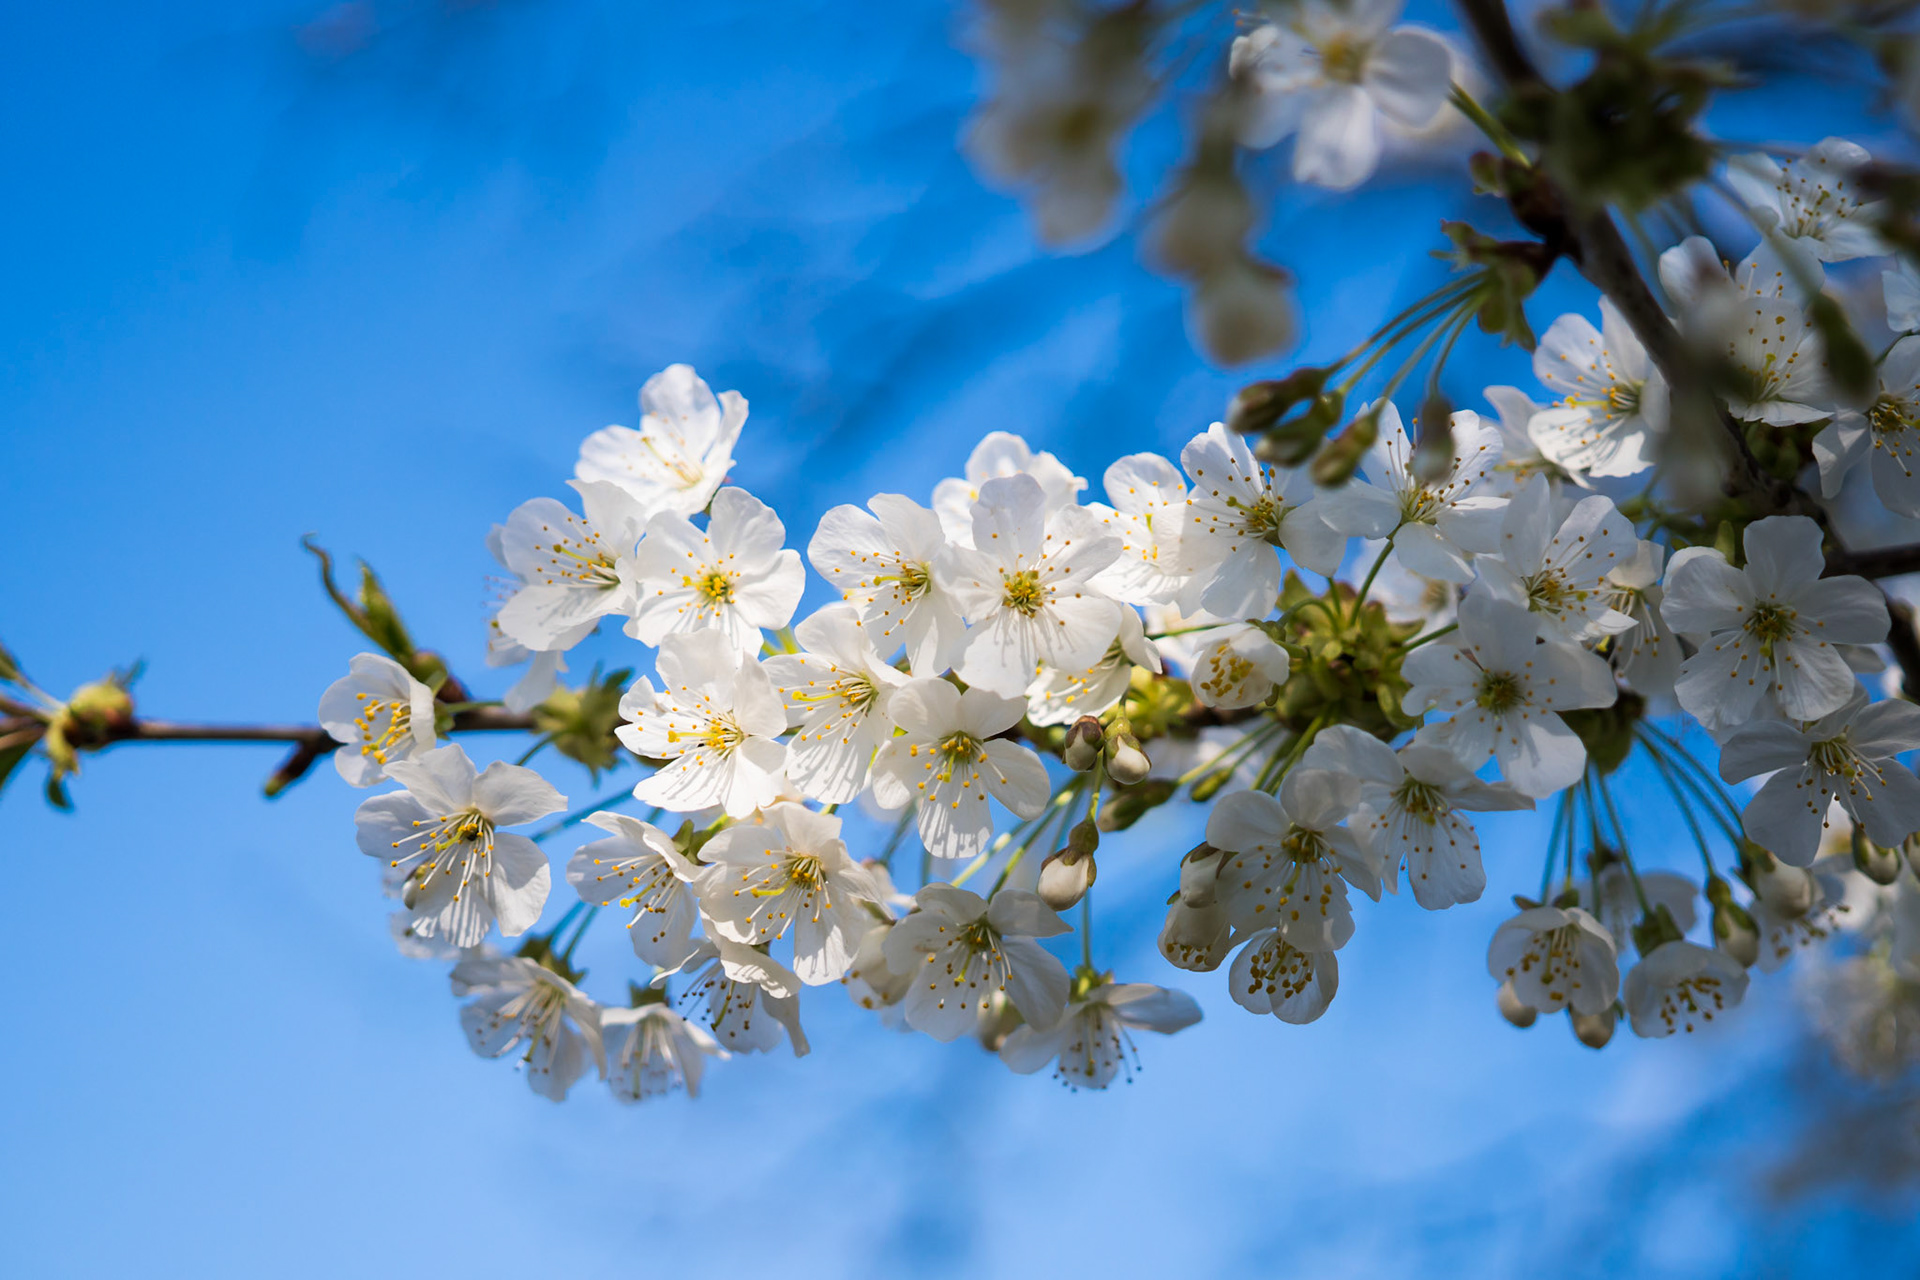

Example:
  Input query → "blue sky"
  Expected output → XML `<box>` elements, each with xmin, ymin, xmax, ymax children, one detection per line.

<box><xmin>3</xmin><ymin>2</ymin><xmax>1917</xmax><ymax>1276</ymax></box>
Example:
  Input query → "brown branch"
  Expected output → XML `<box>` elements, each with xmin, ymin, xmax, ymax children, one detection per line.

<box><xmin>1827</xmin><ymin>542</ymin><xmax>1920</xmax><ymax>582</ymax></box>
<box><xmin>1885</xmin><ymin>598</ymin><xmax>1920</xmax><ymax>701</ymax></box>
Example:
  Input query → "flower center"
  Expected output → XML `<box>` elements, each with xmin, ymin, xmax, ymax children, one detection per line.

<box><xmin>1476</xmin><ymin>670</ymin><xmax>1523</xmax><ymax>713</ymax></box>
<box><xmin>1871</xmin><ymin>394</ymin><xmax>1917</xmax><ymax>438</ymax></box>
<box><xmin>1651</xmin><ymin>972</ymin><xmax>1730</xmax><ymax>1034</ymax></box>
<box><xmin>1394</xmin><ymin>778</ymin><xmax>1446</xmax><ymax>823</ymax></box>
<box><xmin>1317</xmin><ymin>34</ymin><xmax>1368</xmax><ymax>83</ymax></box>
<box><xmin>1808</xmin><ymin>733</ymin><xmax>1882</xmax><ymax>791</ymax></box>
<box><xmin>1280</xmin><ymin>826</ymin><xmax>1329</xmax><ymax>865</ymax></box>
<box><xmin>543</xmin><ymin>536</ymin><xmax>622</xmax><ymax>589</ymax></box>
<box><xmin>695</xmin><ymin>570</ymin><xmax>737</xmax><ymax>604</ymax></box>
<box><xmin>352</xmin><ymin>693</ymin><xmax>414</xmax><ymax>764</ymax></box>
<box><xmin>1743</xmin><ymin>601</ymin><xmax>1797</xmax><ymax>650</ymax></box>
<box><xmin>934</xmin><ymin>730</ymin><xmax>984</xmax><ymax>780</ymax></box>
<box><xmin>1523</xmin><ymin>568</ymin><xmax>1579</xmax><ymax>617</ymax></box>
<box><xmin>1234</xmin><ymin>494</ymin><xmax>1289</xmax><ymax>545</ymax></box>
<box><xmin>1001</xmin><ymin>568</ymin><xmax>1046</xmax><ymax>616</ymax></box>
<box><xmin>878</xmin><ymin>560</ymin><xmax>934</xmax><ymax>600</ymax></box>
<box><xmin>387</xmin><ymin>806</ymin><xmax>496</xmax><ymax>902</ymax></box>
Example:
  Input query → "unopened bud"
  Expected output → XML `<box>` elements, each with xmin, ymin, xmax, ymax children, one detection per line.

<box><xmin>1747</xmin><ymin>848</ymin><xmax>1814</xmax><ymax>916</ymax></box>
<box><xmin>1226</xmin><ymin>368</ymin><xmax>1329</xmax><ymax>436</ymax></box>
<box><xmin>1037</xmin><ymin>848</ymin><xmax>1097</xmax><ymax>911</ymax></box>
<box><xmin>1097</xmin><ymin>777</ymin><xmax>1175</xmax><ymax>831</ymax></box>
<box><xmin>1310</xmin><ymin>405</ymin><xmax>1381</xmax><ymax>487</ymax></box>
<box><xmin>1179</xmin><ymin>843</ymin><xmax>1225</xmax><ymax>907</ymax></box>
<box><xmin>1106</xmin><ymin>736</ymin><xmax>1152</xmax><ymax>786</ymax></box>
<box><xmin>1854</xmin><ymin>827</ymin><xmax>1904</xmax><ymax>886</ymax></box>
<box><xmin>1189</xmin><ymin>765</ymin><xmax>1234</xmax><ymax>802</ymax></box>
<box><xmin>1497</xmin><ymin>980</ymin><xmax>1537</xmax><ymax>1029</ymax></box>
<box><xmin>1630</xmin><ymin>903</ymin><xmax>1686</xmax><ymax>957</ymax></box>
<box><xmin>975</xmin><ymin>989</ymin><xmax>1023</xmax><ymax>1052</ymax></box>
<box><xmin>1570</xmin><ymin>1006</ymin><xmax>1616</xmax><ymax>1049</ymax></box>
<box><xmin>1063</xmin><ymin>716</ymin><xmax>1105</xmax><ymax>772</ymax></box>
<box><xmin>1410</xmin><ymin>393</ymin><xmax>1456</xmax><ymax>484</ymax></box>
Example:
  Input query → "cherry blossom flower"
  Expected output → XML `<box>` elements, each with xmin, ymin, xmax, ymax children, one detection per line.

<box><xmin>1661</xmin><ymin>515</ymin><xmax>1887</xmax><ymax>733</ymax></box>
<box><xmin>1486</xmin><ymin>905</ymin><xmax>1620</xmax><ymax>1016</ymax></box>
<box><xmin>1024</xmin><ymin>604</ymin><xmax>1162</xmax><ymax>726</ymax></box>
<box><xmin>1085</xmin><ymin>452</ymin><xmax>1188</xmax><ymax>606</ymax></box>
<box><xmin>659</xmin><ymin>937</ymin><xmax>810</xmax><ymax>1056</ymax></box>
<box><xmin>1606</xmin><ymin>540</ymin><xmax>1683</xmax><ymax>700</ymax></box>
<box><xmin>1726</xmin><ymin>138</ymin><xmax>1887</xmax><ymax>263</ymax></box>
<box><xmin>1183</xmin><ymin>622</ymin><xmax>1292</xmax><ymax>710</ymax></box>
<box><xmin>1659</xmin><ymin>237</ymin><xmax>1831</xmax><ymax>427</ymax></box>
<box><xmin>484</xmin><ymin>523</ymin><xmax>568</xmax><ymax>711</ymax></box>
<box><xmin>1886</xmin><ymin>257</ymin><xmax>1920</xmax><ymax>334</ymax></box>
<box><xmin>565</xmin><ymin>811</ymin><xmax>703</xmax><ymax>968</ymax></box>
<box><xmin>355</xmin><ymin>744</ymin><xmax>563</xmax><ymax>948</ymax></box>
<box><xmin>1205</xmin><ymin>774</ymin><xmax>1380</xmax><ymax>950</ymax></box>
<box><xmin>881</xmin><ymin>883</ymin><xmax>1071</xmax><ymax>1042</ymax></box>
<box><xmin>1317</xmin><ymin>403</ymin><xmax>1506</xmax><ymax>583</ymax></box>
<box><xmin>627</xmin><ymin>486</ymin><xmax>805</xmax><ymax>656</ymax></box>
<box><xmin>617</xmin><ymin>635</ymin><xmax>787</xmax><ymax>819</ymax></box>
<box><xmin>1401</xmin><ymin>593</ymin><xmax>1617</xmax><ymax>798</ymax></box>
<box><xmin>868</xmin><ymin>678</ymin><xmax>1051</xmax><ymax>863</ymax></box>
<box><xmin>1228</xmin><ymin>930</ymin><xmax>1340</xmax><ymax>1024</ymax></box>
<box><xmin>1813</xmin><ymin>336</ymin><xmax>1920</xmax><ymax>518</ymax></box>
<box><xmin>1583</xmin><ymin>863</ymin><xmax>1697</xmax><ymax>955</ymax></box>
<box><xmin>1474</xmin><ymin>474</ymin><xmax>1637</xmax><ymax>642</ymax></box>
<box><xmin>1527</xmin><ymin>300</ymin><xmax>1669</xmax><ymax>480</ymax></box>
<box><xmin>450</xmin><ymin>954</ymin><xmax>605</xmax><ymax>1101</ymax></box>
<box><xmin>1718</xmin><ymin>688</ymin><xmax>1920</xmax><ymax>866</ymax></box>
<box><xmin>696</xmin><ymin>803</ymin><xmax>884</xmax><ymax>985</ymax></box>
<box><xmin>1623</xmin><ymin>941</ymin><xmax>1749</xmax><ymax>1038</ymax></box>
<box><xmin>1158</xmin><ymin>893</ymin><xmax>1239</xmax><ymax>973</ymax></box>
<box><xmin>1480</xmin><ymin>385</ymin><xmax>1552</xmax><ymax>491</ymax></box>
<box><xmin>761</xmin><ymin>604</ymin><xmax>909</xmax><ymax>804</ymax></box>
<box><xmin>940</xmin><ymin>473</ymin><xmax>1122</xmax><ymax>697</ymax></box>
<box><xmin>575</xmin><ymin>364</ymin><xmax>746</xmax><ymax>517</ymax></box>
<box><xmin>807</xmin><ymin>494</ymin><xmax>968</xmax><ymax>675</ymax></box>
<box><xmin>493</xmin><ymin>481</ymin><xmax>648</xmax><ymax>652</ymax></box>
<box><xmin>1749</xmin><ymin>857</ymin><xmax>1851</xmax><ymax>973</ymax></box>
<box><xmin>600</xmin><ymin>1002</ymin><xmax>727</xmax><ymax>1103</ymax></box>
<box><xmin>1360</xmin><ymin>538</ymin><xmax>1459</xmax><ymax>629</ymax></box>
<box><xmin>1229</xmin><ymin>1</ymin><xmax>1452</xmax><ymax>191</ymax></box>
<box><xmin>998</xmin><ymin>978</ymin><xmax>1201</xmax><ymax>1087</ymax></box>
<box><xmin>1178</xmin><ymin>422</ymin><xmax>1344</xmax><ymax>616</ymax></box>
<box><xmin>318</xmin><ymin>652</ymin><xmax>438</xmax><ymax>787</ymax></box>
<box><xmin>1301</xmin><ymin>724</ymin><xmax>1532</xmax><ymax>910</ymax></box>
<box><xmin>932</xmin><ymin>431</ymin><xmax>1086</xmax><ymax>547</ymax></box>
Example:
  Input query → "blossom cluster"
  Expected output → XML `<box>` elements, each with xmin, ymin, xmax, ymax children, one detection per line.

<box><xmin>308</xmin><ymin>57</ymin><xmax>1920</xmax><ymax>1096</ymax></box>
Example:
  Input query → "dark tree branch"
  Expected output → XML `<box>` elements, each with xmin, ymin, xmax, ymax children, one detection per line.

<box><xmin>1827</xmin><ymin>542</ymin><xmax>1920</xmax><ymax>582</ymax></box>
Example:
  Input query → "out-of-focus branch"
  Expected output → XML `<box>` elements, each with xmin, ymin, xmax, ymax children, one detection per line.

<box><xmin>1828</xmin><ymin>542</ymin><xmax>1920</xmax><ymax>582</ymax></box>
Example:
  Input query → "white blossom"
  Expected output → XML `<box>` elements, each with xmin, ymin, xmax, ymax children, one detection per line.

<box><xmin>1486</xmin><ymin>905</ymin><xmax>1620</xmax><ymax>1015</ymax></box>
<box><xmin>627</xmin><ymin>486</ymin><xmax>805</xmax><ymax>656</ymax></box>
<box><xmin>932</xmin><ymin>431</ymin><xmax>1086</xmax><ymax>547</ymax></box>
<box><xmin>450</xmin><ymin>954</ymin><xmax>604</xmax><ymax>1101</ymax></box>
<box><xmin>1025</xmin><ymin>605</ymin><xmax>1162</xmax><ymax>726</ymax></box>
<box><xmin>575</xmin><ymin>364</ymin><xmax>746</xmax><ymax>517</ymax></box>
<box><xmin>881</xmin><ymin>883</ymin><xmax>1071</xmax><ymax>1041</ymax></box>
<box><xmin>1183</xmin><ymin>621</ymin><xmax>1292</xmax><ymax>710</ymax></box>
<box><xmin>1480</xmin><ymin>385</ymin><xmax>1552</xmax><ymax>490</ymax></box>
<box><xmin>493</xmin><ymin>481</ymin><xmax>648</xmax><ymax>652</ymax></box>
<box><xmin>1204</xmin><ymin>774</ymin><xmax>1380</xmax><ymax>950</ymax></box>
<box><xmin>1749</xmin><ymin>857</ymin><xmax>1851</xmax><ymax>973</ymax></box>
<box><xmin>318</xmin><ymin>652</ymin><xmax>438</xmax><ymax>787</ymax></box>
<box><xmin>1726</xmin><ymin>138</ymin><xmax>1887</xmax><ymax>263</ymax></box>
<box><xmin>1658</xmin><ymin>236</ymin><xmax>1830</xmax><ymax>427</ymax></box>
<box><xmin>600</xmin><ymin>1002</ymin><xmax>727</xmax><ymax>1103</ymax></box>
<box><xmin>696</xmin><ymin>803</ymin><xmax>884</xmax><ymax>985</ymax></box>
<box><xmin>660</xmin><ymin>937</ymin><xmax>810</xmax><ymax>1056</ymax></box>
<box><xmin>1661</xmin><ymin>515</ymin><xmax>1887</xmax><ymax>734</ymax></box>
<box><xmin>1228</xmin><ymin>930</ymin><xmax>1340</xmax><ymax>1024</ymax></box>
<box><xmin>1229</xmin><ymin>1</ymin><xmax>1452</xmax><ymax>191</ymax></box>
<box><xmin>1401</xmin><ymin>593</ymin><xmax>1618</xmax><ymax>798</ymax></box>
<box><xmin>1317</xmin><ymin>403</ymin><xmax>1506</xmax><ymax>583</ymax></box>
<box><xmin>617</xmin><ymin>635</ymin><xmax>787</xmax><ymax>819</ymax></box>
<box><xmin>1527</xmin><ymin>299</ymin><xmax>1669</xmax><ymax>479</ymax></box>
<box><xmin>1886</xmin><ymin>257</ymin><xmax>1920</xmax><ymax>334</ymax></box>
<box><xmin>807</xmin><ymin>494</ymin><xmax>968</xmax><ymax>675</ymax></box>
<box><xmin>940</xmin><ymin>473</ymin><xmax>1122</xmax><ymax>697</ymax></box>
<box><xmin>1582</xmin><ymin>863</ymin><xmax>1698</xmax><ymax>955</ymax></box>
<box><xmin>565</xmin><ymin>811</ymin><xmax>703</xmax><ymax>968</ymax></box>
<box><xmin>1474</xmin><ymin>474</ymin><xmax>1638</xmax><ymax>642</ymax></box>
<box><xmin>998</xmin><ymin>979</ymin><xmax>1201</xmax><ymax>1087</ymax></box>
<box><xmin>1813</xmin><ymin>336</ymin><xmax>1920</xmax><ymax>518</ymax></box>
<box><xmin>1606</xmin><ymin>540</ymin><xmax>1683</xmax><ymax>700</ymax></box>
<box><xmin>1178</xmin><ymin>422</ymin><xmax>1344</xmax><ymax>617</ymax></box>
<box><xmin>761</xmin><ymin>604</ymin><xmax>909</xmax><ymax>803</ymax></box>
<box><xmin>868</xmin><ymin>678</ymin><xmax>1050</xmax><ymax>863</ymax></box>
<box><xmin>1623</xmin><ymin>941</ymin><xmax>1749</xmax><ymax>1038</ymax></box>
<box><xmin>1719</xmin><ymin>688</ymin><xmax>1920</xmax><ymax>866</ymax></box>
<box><xmin>355</xmin><ymin>744</ymin><xmax>563</xmax><ymax>948</ymax></box>
<box><xmin>1085</xmin><ymin>452</ymin><xmax>1188</xmax><ymax>606</ymax></box>
<box><xmin>484</xmin><ymin>523</ymin><xmax>567</xmax><ymax>712</ymax></box>
<box><xmin>1301</xmin><ymin>724</ymin><xmax>1532</xmax><ymax>910</ymax></box>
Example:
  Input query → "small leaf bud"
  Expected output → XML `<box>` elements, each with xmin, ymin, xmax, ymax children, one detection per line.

<box><xmin>1570</xmin><ymin>1006</ymin><xmax>1616</xmax><ymax>1049</ymax></box>
<box><xmin>1037</xmin><ymin>848</ymin><xmax>1097</xmax><ymax>912</ymax></box>
<box><xmin>1106</xmin><ymin>736</ymin><xmax>1152</xmax><ymax>786</ymax></box>
<box><xmin>1063</xmin><ymin>716</ymin><xmax>1105</xmax><ymax>772</ymax></box>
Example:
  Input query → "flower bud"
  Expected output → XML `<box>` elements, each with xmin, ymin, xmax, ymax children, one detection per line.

<box><xmin>1747</xmin><ymin>848</ymin><xmax>1814</xmax><ymax>916</ymax></box>
<box><xmin>1570</xmin><ymin>1006</ymin><xmax>1616</xmax><ymax>1049</ymax></box>
<box><xmin>1706</xmin><ymin>876</ymin><xmax>1760</xmax><ymax>968</ymax></box>
<box><xmin>1105</xmin><ymin>736</ymin><xmax>1152</xmax><ymax>786</ymax></box>
<box><xmin>1179</xmin><ymin>843</ymin><xmax>1224</xmax><ymax>907</ymax></box>
<box><xmin>1630</xmin><ymin>903</ymin><xmax>1687</xmax><ymax>957</ymax></box>
<box><xmin>1037</xmin><ymin>848</ymin><xmax>1097</xmax><ymax>911</ymax></box>
<box><xmin>1189</xmin><ymin>765</ymin><xmax>1234</xmax><ymax>802</ymax></box>
<box><xmin>1062</xmin><ymin>716</ymin><xmax>1105</xmax><ymax>772</ymax></box>
<box><xmin>1853</xmin><ymin>828</ymin><xmax>1905</xmax><ymax>886</ymax></box>
<box><xmin>1097</xmin><ymin>777</ymin><xmax>1175</xmax><ymax>830</ymax></box>
<box><xmin>974</xmin><ymin>989</ymin><xmax>1023</xmax><ymax>1052</ymax></box>
<box><xmin>1410</xmin><ymin>394</ymin><xmax>1456</xmax><ymax>484</ymax></box>
<box><xmin>1497</xmin><ymin>980</ymin><xmax>1537</xmax><ymax>1029</ymax></box>
<box><xmin>1310</xmin><ymin>405</ymin><xmax>1381</xmax><ymax>487</ymax></box>
<box><xmin>1226</xmin><ymin>368</ymin><xmax>1329</xmax><ymax>437</ymax></box>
